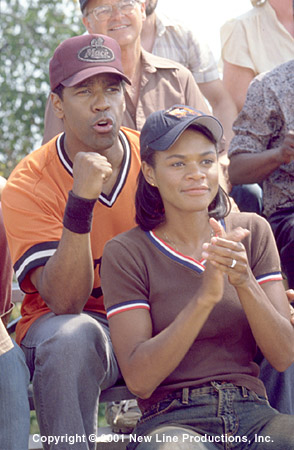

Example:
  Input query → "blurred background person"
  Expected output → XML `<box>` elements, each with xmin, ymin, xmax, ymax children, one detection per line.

<box><xmin>141</xmin><ymin>0</ymin><xmax>237</xmax><ymax>154</ymax></box>
<box><xmin>221</xmin><ymin>0</ymin><xmax>294</xmax><ymax>112</ymax></box>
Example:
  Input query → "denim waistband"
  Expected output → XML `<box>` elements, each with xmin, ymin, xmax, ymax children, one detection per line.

<box><xmin>138</xmin><ymin>381</ymin><xmax>252</xmax><ymax>415</ymax></box>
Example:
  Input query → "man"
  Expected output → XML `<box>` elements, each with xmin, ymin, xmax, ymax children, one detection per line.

<box><xmin>42</xmin><ymin>0</ymin><xmax>209</xmax><ymax>144</ymax></box>
<box><xmin>2</xmin><ymin>33</ymin><xmax>141</xmax><ymax>449</ymax></box>
<box><xmin>228</xmin><ymin>59</ymin><xmax>294</xmax><ymax>413</ymax></box>
<box><xmin>141</xmin><ymin>0</ymin><xmax>238</xmax><ymax>151</ymax></box>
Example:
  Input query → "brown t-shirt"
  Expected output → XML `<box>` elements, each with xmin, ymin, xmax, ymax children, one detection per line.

<box><xmin>101</xmin><ymin>212</ymin><xmax>283</xmax><ymax>407</ymax></box>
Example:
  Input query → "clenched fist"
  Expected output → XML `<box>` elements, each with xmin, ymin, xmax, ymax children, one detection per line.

<box><xmin>72</xmin><ymin>152</ymin><xmax>112</xmax><ymax>199</ymax></box>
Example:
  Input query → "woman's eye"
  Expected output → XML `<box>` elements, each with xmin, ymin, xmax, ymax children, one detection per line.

<box><xmin>172</xmin><ymin>161</ymin><xmax>185</xmax><ymax>167</ymax></box>
<box><xmin>202</xmin><ymin>159</ymin><xmax>214</xmax><ymax>166</ymax></box>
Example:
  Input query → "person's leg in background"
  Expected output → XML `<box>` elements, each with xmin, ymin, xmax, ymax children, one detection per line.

<box><xmin>268</xmin><ymin>207</ymin><xmax>294</xmax><ymax>289</ymax></box>
<box><xmin>0</xmin><ymin>201</ymin><xmax>30</xmax><ymax>449</ymax></box>
<box><xmin>0</xmin><ymin>202</ymin><xmax>13</xmax><ymax>319</ymax></box>
<box><xmin>0</xmin><ymin>339</ymin><xmax>30</xmax><ymax>450</ymax></box>
<box><xmin>230</xmin><ymin>183</ymin><xmax>263</xmax><ymax>215</ymax></box>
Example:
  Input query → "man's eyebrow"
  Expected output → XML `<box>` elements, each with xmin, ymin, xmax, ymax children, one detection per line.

<box><xmin>73</xmin><ymin>77</ymin><xmax>121</xmax><ymax>89</ymax></box>
<box><xmin>73</xmin><ymin>80</ymin><xmax>93</xmax><ymax>89</ymax></box>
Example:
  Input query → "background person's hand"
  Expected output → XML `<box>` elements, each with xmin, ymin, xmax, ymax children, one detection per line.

<box><xmin>278</xmin><ymin>130</ymin><xmax>294</xmax><ymax>164</ymax></box>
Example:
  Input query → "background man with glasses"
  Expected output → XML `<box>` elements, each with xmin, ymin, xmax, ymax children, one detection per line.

<box><xmin>42</xmin><ymin>0</ymin><xmax>209</xmax><ymax>144</ymax></box>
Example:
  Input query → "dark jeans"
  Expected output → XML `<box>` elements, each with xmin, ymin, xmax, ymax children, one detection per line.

<box><xmin>21</xmin><ymin>312</ymin><xmax>120</xmax><ymax>450</ymax></box>
<box><xmin>230</xmin><ymin>184</ymin><xmax>263</xmax><ymax>215</ymax></box>
<box><xmin>268</xmin><ymin>206</ymin><xmax>294</xmax><ymax>289</ymax></box>
<box><xmin>128</xmin><ymin>382</ymin><xmax>294</xmax><ymax>450</ymax></box>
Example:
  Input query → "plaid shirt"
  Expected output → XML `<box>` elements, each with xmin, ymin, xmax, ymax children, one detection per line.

<box><xmin>152</xmin><ymin>12</ymin><xmax>219</xmax><ymax>84</ymax></box>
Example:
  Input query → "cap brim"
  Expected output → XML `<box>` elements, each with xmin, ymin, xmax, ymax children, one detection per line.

<box><xmin>61</xmin><ymin>66</ymin><xmax>131</xmax><ymax>87</ymax></box>
<box><xmin>150</xmin><ymin>115</ymin><xmax>223</xmax><ymax>151</ymax></box>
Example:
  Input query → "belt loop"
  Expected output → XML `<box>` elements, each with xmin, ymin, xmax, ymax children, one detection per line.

<box><xmin>182</xmin><ymin>388</ymin><xmax>189</xmax><ymax>405</ymax></box>
<box><xmin>242</xmin><ymin>386</ymin><xmax>249</xmax><ymax>398</ymax></box>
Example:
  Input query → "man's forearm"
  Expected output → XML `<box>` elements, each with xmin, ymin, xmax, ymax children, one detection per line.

<box><xmin>229</xmin><ymin>149</ymin><xmax>283</xmax><ymax>185</ymax></box>
<box><xmin>31</xmin><ymin>228</ymin><xmax>94</xmax><ymax>315</ymax></box>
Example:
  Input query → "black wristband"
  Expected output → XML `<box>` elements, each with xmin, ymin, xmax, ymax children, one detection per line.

<box><xmin>63</xmin><ymin>190</ymin><xmax>97</xmax><ymax>234</ymax></box>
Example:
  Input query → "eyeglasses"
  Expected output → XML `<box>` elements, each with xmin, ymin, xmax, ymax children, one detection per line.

<box><xmin>86</xmin><ymin>0</ymin><xmax>142</xmax><ymax>22</ymax></box>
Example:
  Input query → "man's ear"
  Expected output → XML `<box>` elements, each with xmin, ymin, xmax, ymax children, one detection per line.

<box><xmin>83</xmin><ymin>15</ymin><xmax>94</xmax><ymax>33</ymax></box>
<box><xmin>141</xmin><ymin>161</ymin><xmax>157</xmax><ymax>187</ymax></box>
<box><xmin>50</xmin><ymin>92</ymin><xmax>65</xmax><ymax>119</ymax></box>
<box><xmin>140</xmin><ymin>1</ymin><xmax>146</xmax><ymax>21</ymax></box>
<box><xmin>122</xmin><ymin>95</ymin><xmax>126</xmax><ymax>114</ymax></box>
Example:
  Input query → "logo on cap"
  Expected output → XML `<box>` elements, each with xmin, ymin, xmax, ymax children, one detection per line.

<box><xmin>78</xmin><ymin>37</ymin><xmax>115</xmax><ymax>63</ymax></box>
<box><xmin>165</xmin><ymin>106</ymin><xmax>201</xmax><ymax>119</ymax></box>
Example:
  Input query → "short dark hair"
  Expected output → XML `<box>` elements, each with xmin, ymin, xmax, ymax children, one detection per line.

<box><xmin>135</xmin><ymin>124</ymin><xmax>231</xmax><ymax>231</ymax></box>
<box><xmin>52</xmin><ymin>83</ymin><xmax>65</xmax><ymax>100</ymax></box>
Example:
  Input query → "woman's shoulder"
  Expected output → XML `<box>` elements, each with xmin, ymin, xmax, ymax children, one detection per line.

<box><xmin>221</xmin><ymin>5</ymin><xmax>265</xmax><ymax>42</ymax></box>
<box><xmin>107</xmin><ymin>226</ymin><xmax>144</xmax><ymax>245</ymax></box>
<box><xmin>104</xmin><ymin>227</ymin><xmax>151</xmax><ymax>258</ymax></box>
<box><xmin>222</xmin><ymin>5</ymin><xmax>265</xmax><ymax>29</ymax></box>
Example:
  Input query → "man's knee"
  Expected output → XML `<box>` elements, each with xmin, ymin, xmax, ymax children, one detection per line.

<box><xmin>27</xmin><ymin>313</ymin><xmax>112</xmax><ymax>374</ymax></box>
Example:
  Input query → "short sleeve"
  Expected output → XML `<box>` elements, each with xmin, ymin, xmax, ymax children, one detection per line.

<box><xmin>183</xmin><ymin>69</ymin><xmax>211</xmax><ymax>114</ymax></box>
<box><xmin>185</xmin><ymin>31</ymin><xmax>219</xmax><ymax>84</ymax></box>
<box><xmin>228</xmin><ymin>76</ymin><xmax>283</xmax><ymax>158</ymax></box>
<box><xmin>2</xmin><ymin>172</ymin><xmax>64</xmax><ymax>291</ymax></box>
<box><xmin>220</xmin><ymin>19</ymin><xmax>256</xmax><ymax>72</ymax></box>
<box><xmin>229</xmin><ymin>213</ymin><xmax>282</xmax><ymax>283</ymax></box>
<box><xmin>101</xmin><ymin>237</ymin><xmax>150</xmax><ymax>319</ymax></box>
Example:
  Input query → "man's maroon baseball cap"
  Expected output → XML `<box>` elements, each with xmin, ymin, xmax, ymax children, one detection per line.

<box><xmin>49</xmin><ymin>34</ymin><xmax>131</xmax><ymax>91</ymax></box>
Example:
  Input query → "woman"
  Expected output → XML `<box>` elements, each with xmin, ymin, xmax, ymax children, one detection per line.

<box><xmin>221</xmin><ymin>0</ymin><xmax>294</xmax><ymax>112</ymax></box>
<box><xmin>101</xmin><ymin>105</ymin><xmax>294</xmax><ymax>449</ymax></box>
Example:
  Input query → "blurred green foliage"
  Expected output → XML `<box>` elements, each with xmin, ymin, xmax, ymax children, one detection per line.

<box><xmin>0</xmin><ymin>0</ymin><xmax>84</xmax><ymax>178</ymax></box>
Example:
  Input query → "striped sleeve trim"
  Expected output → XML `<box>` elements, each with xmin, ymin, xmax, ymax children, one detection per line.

<box><xmin>14</xmin><ymin>241</ymin><xmax>59</xmax><ymax>286</ymax></box>
<box><xmin>256</xmin><ymin>272</ymin><xmax>283</xmax><ymax>285</ymax></box>
<box><xmin>106</xmin><ymin>300</ymin><xmax>150</xmax><ymax>319</ymax></box>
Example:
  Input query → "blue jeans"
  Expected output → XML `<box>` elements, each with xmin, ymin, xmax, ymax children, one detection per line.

<box><xmin>129</xmin><ymin>382</ymin><xmax>294</xmax><ymax>449</ymax></box>
<box><xmin>0</xmin><ymin>340</ymin><xmax>30</xmax><ymax>450</ymax></box>
<box><xmin>21</xmin><ymin>312</ymin><xmax>120</xmax><ymax>450</ymax></box>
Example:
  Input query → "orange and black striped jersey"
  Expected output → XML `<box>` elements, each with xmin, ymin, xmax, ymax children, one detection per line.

<box><xmin>2</xmin><ymin>127</ymin><xmax>141</xmax><ymax>344</ymax></box>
